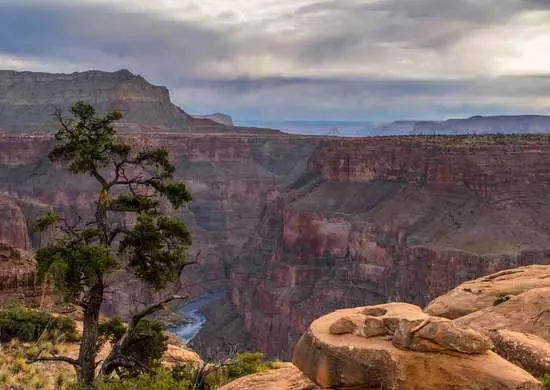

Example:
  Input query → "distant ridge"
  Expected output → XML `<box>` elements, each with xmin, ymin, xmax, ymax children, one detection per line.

<box><xmin>0</xmin><ymin>69</ymin><xmax>249</xmax><ymax>133</ymax></box>
<box><xmin>369</xmin><ymin>115</ymin><xmax>550</xmax><ymax>136</ymax></box>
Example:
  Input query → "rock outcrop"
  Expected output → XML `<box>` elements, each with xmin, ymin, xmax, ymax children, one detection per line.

<box><xmin>0</xmin><ymin>242</ymin><xmax>47</xmax><ymax>307</ymax></box>
<box><xmin>0</xmin><ymin>69</ymin><xmax>193</xmax><ymax>130</ymax></box>
<box><xmin>426</xmin><ymin>265</ymin><xmax>550</xmax><ymax>319</ymax></box>
<box><xmin>490</xmin><ymin>330</ymin><xmax>550</xmax><ymax>378</ymax></box>
<box><xmin>292</xmin><ymin>304</ymin><xmax>542</xmax><ymax>390</ymax></box>
<box><xmin>194</xmin><ymin>113</ymin><xmax>234</xmax><ymax>127</ymax></box>
<box><xmin>220</xmin><ymin>363</ymin><xmax>319</xmax><ymax>390</ymax></box>
<box><xmin>0</xmin><ymin>196</ymin><xmax>31</xmax><ymax>251</ymax></box>
<box><xmin>423</xmin><ymin>265</ymin><xmax>550</xmax><ymax>378</ymax></box>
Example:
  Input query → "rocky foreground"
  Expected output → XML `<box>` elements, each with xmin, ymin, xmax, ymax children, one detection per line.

<box><xmin>221</xmin><ymin>265</ymin><xmax>550</xmax><ymax>389</ymax></box>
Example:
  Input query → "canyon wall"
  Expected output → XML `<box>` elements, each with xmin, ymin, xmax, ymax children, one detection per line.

<box><xmin>0</xmin><ymin>131</ymin><xmax>317</xmax><ymax>321</ymax></box>
<box><xmin>230</xmin><ymin>137</ymin><xmax>550</xmax><ymax>358</ymax></box>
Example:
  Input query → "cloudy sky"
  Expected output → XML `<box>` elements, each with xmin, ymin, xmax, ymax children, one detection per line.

<box><xmin>1</xmin><ymin>0</ymin><xmax>550</xmax><ymax>122</ymax></box>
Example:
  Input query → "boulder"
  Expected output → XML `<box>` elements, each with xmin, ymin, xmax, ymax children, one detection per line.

<box><xmin>220</xmin><ymin>363</ymin><xmax>319</xmax><ymax>390</ymax></box>
<box><xmin>393</xmin><ymin>317</ymin><xmax>493</xmax><ymax>354</ymax></box>
<box><xmin>490</xmin><ymin>330</ymin><xmax>550</xmax><ymax>378</ymax></box>
<box><xmin>426</xmin><ymin>265</ymin><xmax>550</xmax><ymax>319</ymax></box>
<box><xmin>293</xmin><ymin>305</ymin><xmax>542</xmax><ymax>390</ymax></box>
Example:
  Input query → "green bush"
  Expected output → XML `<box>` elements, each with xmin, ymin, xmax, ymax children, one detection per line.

<box><xmin>97</xmin><ymin>317</ymin><xmax>168</xmax><ymax>377</ymax></box>
<box><xmin>541</xmin><ymin>373</ymin><xmax>550</xmax><ymax>389</ymax></box>
<box><xmin>493</xmin><ymin>295</ymin><xmax>511</xmax><ymax>306</ymax></box>
<box><xmin>226</xmin><ymin>352</ymin><xmax>275</xmax><ymax>381</ymax></box>
<box><xmin>93</xmin><ymin>370</ymin><xmax>191</xmax><ymax>390</ymax></box>
<box><xmin>0</xmin><ymin>305</ymin><xmax>79</xmax><ymax>342</ymax></box>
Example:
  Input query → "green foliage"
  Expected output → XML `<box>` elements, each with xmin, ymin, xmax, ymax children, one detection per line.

<box><xmin>97</xmin><ymin>318</ymin><xmax>167</xmax><ymax>376</ymax></box>
<box><xmin>119</xmin><ymin>215</ymin><xmax>191</xmax><ymax>288</ymax></box>
<box><xmin>225</xmin><ymin>352</ymin><xmax>275</xmax><ymax>381</ymax></box>
<box><xmin>33</xmin><ymin>210</ymin><xmax>60</xmax><ymax>233</ymax></box>
<box><xmin>36</xmin><ymin>244</ymin><xmax>118</xmax><ymax>301</ymax></box>
<box><xmin>88</xmin><ymin>352</ymin><xmax>278</xmax><ymax>390</ymax></box>
<box><xmin>48</xmin><ymin>102</ymin><xmax>122</xmax><ymax>175</ymax></box>
<box><xmin>38</xmin><ymin>101</ymin><xmax>193</xmax><ymax>301</ymax></box>
<box><xmin>93</xmin><ymin>370</ymin><xmax>191</xmax><ymax>390</ymax></box>
<box><xmin>0</xmin><ymin>305</ymin><xmax>78</xmax><ymax>343</ymax></box>
<box><xmin>493</xmin><ymin>295</ymin><xmax>511</xmax><ymax>306</ymax></box>
<box><xmin>35</xmin><ymin>101</ymin><xmax>193</xmax><ymax>385</ymax></box>
<box><xmin>541</xmin><ymin>373</ymin><xmax>550</xmax><ymax>389</ymax></box>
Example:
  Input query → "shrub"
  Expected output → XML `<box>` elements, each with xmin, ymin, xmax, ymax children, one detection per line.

<box><xmin>0</xmin><ymin>305</ymin><xmax>79</xmax><ymax>342</ymax></box>
<box><xmin>493</xmin><ymin>295</ymin><xmax>511</xmax><ymax>306</ymax></box>
<box><xmin>97</xmin><ymin>317</ymin><xmax>168</xmax><ymax>377</ymax></box>
<box><xmin>226</xmin><ymin>352</ymin><xmax>274</xmax><ymax>381</ymax></box>
<box><xmin>542</xmin><ymin>373</ymin><xmax>550</xmax><ymax>390</ymax></box>
<box><xmin>94</xmin><ymin>370</ymin><xmax>191</xmax><ymax>390</ymax></box>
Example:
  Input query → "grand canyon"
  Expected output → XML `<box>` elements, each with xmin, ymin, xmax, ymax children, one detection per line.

<box><xmin>2</xmin><ymin>70</ymin><xmax>550</xmax><ymax>369</ymax></box>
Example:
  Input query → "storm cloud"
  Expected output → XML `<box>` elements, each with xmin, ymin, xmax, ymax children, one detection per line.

<box><xmin>1</xmin><ymin>0</ymin><xmax>550</xmax><ymax>121</ymax></box>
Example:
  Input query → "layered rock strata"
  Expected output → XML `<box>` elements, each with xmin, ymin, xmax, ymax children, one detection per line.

<box><xmin>231</xmin><ymin>137</ymin><xmax>550</xmax><ymax>358</ymax></box>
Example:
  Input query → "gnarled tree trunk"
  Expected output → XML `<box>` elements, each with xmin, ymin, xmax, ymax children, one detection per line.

<box><xmin>77</xmin><ymin>282</ymin><xmax>104</xmax><ymax>385</ymax></box>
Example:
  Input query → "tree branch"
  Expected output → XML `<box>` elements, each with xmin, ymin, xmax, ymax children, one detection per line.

<box><xmin>27</xmin><ymin>355</ymin><xmax>80</xmax><ymax>368</ymax></box>
<box><xmin>100</xmin><ymin>294</ymin><xmax>188</xmax><ymax>376</ymax></box>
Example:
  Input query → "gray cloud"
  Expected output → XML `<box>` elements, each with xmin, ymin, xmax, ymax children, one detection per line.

<box><xmin>0</xmin><ymin>0</ymin><xmax>550</xmax><ymax>121</ymax></box>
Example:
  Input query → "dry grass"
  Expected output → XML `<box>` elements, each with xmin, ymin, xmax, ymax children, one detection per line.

<box><xmin>0</xmin><ymin>339</ymin><xmax>76</xmax><ymax>389</ymax></box>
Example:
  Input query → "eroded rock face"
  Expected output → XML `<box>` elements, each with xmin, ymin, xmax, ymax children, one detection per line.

<box><xmin>0</xmin><ymin>197</ymin><xmax>31</xmax><ymax>251</ymax></box>
<box><xmin>293</xmin><ymin>306</ymin><xmax>542</xmax><ymax>390</ymax></box>
<box><xmin>231</xmin><ymin>138</ymin><xmax>550</xmax><ymax>358</ymax></box>
<box><xmin>0</xmin><ymin>242</ymin><xmax>47</xmax><ymax>307</ymax></box>
<box><xmin>0</xmin><ymin>131</ymin><xmax>316</xmax><ymax>330</ymax></box>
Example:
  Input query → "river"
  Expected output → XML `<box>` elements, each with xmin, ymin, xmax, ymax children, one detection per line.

<box><xmin>167</xmin><ymin>291</ymin><xmax>225</xmax><ymax>344</ymax></box>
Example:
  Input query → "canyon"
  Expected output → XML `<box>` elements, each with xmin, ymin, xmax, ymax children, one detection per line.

<box><xmin>3</xmin><ymin>70</ymin><xmax>550</xmax><ymax>361</ymax></box>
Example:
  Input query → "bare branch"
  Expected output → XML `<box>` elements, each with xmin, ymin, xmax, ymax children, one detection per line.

<box><xmin>27</xmin><ymin>355</ymin><xmax>80</xmax><ymax>368</ymax></box>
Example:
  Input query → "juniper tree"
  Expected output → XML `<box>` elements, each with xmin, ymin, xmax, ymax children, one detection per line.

<box><xmin>31</xmin><ymin>101</ymin><xmax>193</xmax><ymax>385</ymax></box>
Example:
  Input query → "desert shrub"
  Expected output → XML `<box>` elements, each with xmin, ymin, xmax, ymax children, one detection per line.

<box><xmin>0</xmin><ymin>305</ymin><xmax>79</xmax><ymax>342</ymax></box>
<box><xmin>493</xmin><ymin>295</ymin><xmax>511</xmax><ymax>306</ymax></box>
<box><xmin>173</xmin><ymin>351</ymin><xmax>278</xmax><ymax>389</ymax></box>
<box><xmin>225</xmin><ymin>352</ymin><xmax>275</xmax><ymax>381</ymax></box>
<box><xmin>97</xmin><ymin>317</ymin><xmax>168</xmax><ymax>377</ymax></box>
<box><xmin>93</xmin><ymin>370</ymin><xmax>191</xmax><ymax>390</ymax></box>
<box><xmin>541</xmin><ymin>373</ymin><xmax>550</xmax><ymax>390</ymax></box>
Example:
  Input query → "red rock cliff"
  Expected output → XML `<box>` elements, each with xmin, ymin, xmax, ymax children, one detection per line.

<box><xmin>230</xmin><ymin>137</ymin><xmax>550</xmax><ymax>358</ymax></box>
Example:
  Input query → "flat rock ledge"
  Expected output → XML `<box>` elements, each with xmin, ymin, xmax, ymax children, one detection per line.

<box><xmin>293</xmin><ymin>303</ymin><xmax>542</xmax><ymax>389</ymax></box>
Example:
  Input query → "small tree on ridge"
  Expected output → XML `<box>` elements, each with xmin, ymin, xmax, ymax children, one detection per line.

<box><xmin>31</xmin><ymin>101</ymin><xmax>193</xmax><ymax>385</ymax></box>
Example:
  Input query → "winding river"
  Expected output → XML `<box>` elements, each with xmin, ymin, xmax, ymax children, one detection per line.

<box><xmin>167</xmin><ymin>292</ymin><xmax>225</xmax><ymax>344</ymax></box>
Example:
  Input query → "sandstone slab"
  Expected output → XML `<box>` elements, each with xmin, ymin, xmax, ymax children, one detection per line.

<box><xmin>393</xmin><ymin>317</ymin><xmax>493</xmax><ymax>354</ymax></box>
<box><xmin>456</xmin><ymin>287</ymin><xmax>550</xmax><ymax>342</ymax></box>
<box><xmin>293</xmin><ymin>307</ymin><xmax>542</xmax><ymax>390</ymax></box>
<box><xmin>220</xmin><ymin>363</ymin><xmax>319</xmax><ymax>390</ymax></box>
<box><xmin>426</xmin><ymin>265</ymin><xmax>550</xmax><ymax>319</ymax></box>
<box><xmin>490</xmin><ymin>329</ymin><xmax>550</xmax><ymax>378</ymax></box>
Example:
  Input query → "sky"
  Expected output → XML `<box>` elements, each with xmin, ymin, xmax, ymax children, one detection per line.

<box><xmin>1</xmin><ymin>0</ymin><xmax>550</xmax><ymax>122</ymax></box>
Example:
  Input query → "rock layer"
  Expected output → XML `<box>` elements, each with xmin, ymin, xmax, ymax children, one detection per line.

<box><xmin>231</xmin><ymin>137</ymin><xmax>550</xmax><ymax>358</ymax></box>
